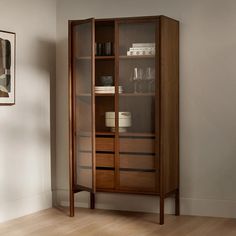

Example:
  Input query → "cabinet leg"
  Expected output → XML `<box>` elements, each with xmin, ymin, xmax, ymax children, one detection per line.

<box><xmin>90</xmin><ymin>192</ymin><xmax>95</xmax><ymax>209</ymax></box>
<box><xmin>70</xmin><ymin>190</ymin><xmax>74</xmax><ymax>217</ymax></box>
<box><xmin>175</xmin><ymin>189</ymin><xmax>180</xmax><ymax>216</ymax></box>
<box><xmin>160</xmin><ymin>196</ymin><xmax>164</xmax><ymax>225</ymax></box>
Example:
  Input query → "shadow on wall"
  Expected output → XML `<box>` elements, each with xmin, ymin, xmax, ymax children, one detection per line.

<box><xmin>35</xmin><ymin>38</ymin><xmax>56</xmax><ymax>204</ymax></box>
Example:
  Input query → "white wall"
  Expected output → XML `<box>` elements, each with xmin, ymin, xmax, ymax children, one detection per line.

<box><xmin>55</xmin><ymin>0</ymin><xmax>236</xmax><ymax>218</ymax></box>
<box><xmin>0</xmin><ymin>0</ymin><xmax>56</xmax><ymax>222</ymax></box>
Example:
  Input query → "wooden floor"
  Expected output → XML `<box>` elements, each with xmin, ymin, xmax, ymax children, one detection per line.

<box><xmin>0</xmin><ymin>208</ymin><xmax>236</xmax><ymax>236</ymax></box>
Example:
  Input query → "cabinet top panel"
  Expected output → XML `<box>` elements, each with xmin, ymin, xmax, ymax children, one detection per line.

<box><xmin>69</xmin><ymin>15</ymin><xmax>179</xmax><ymax>24</ymax></box>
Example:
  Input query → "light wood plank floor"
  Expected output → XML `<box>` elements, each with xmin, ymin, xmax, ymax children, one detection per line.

<box><xmin>0</xmin><ymin>208</ymin><xmax>236</xmax><ymax>236</ymax></box>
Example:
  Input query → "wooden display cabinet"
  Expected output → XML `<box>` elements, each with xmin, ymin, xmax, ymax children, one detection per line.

<box><xmin>69</xmin><ymin>15</ymin><xmax>179</xmax><ymax>224</ymax></box>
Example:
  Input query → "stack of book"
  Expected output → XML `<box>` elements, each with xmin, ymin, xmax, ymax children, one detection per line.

<box><xmin>95</xmin><ymin>86</ymin><xmax>123</xmax><ymax>94</ymax></box>
<box><xmin>127</xmin><ymin>43</ymin><xmax>155</xmax><ymax>56</ymax></box>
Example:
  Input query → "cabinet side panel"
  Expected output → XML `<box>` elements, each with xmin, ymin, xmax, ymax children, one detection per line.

<box><xmin>160</xmin><ymin>16</ymin><xmax>179</xmax><ymax>194</ymax></box>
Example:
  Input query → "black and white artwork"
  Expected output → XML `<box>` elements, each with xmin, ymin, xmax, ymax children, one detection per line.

<box><xmin>0</xmin><ymin>30</ymin><xmax>15</xmax><ymax>105</ymax></box>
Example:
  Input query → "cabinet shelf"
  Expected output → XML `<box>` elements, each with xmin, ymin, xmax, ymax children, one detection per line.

<box><xmin>77</xmin><ymin>93</ymin><xmax>155</xmax><ymax>97</ymax></box>
<box><xmin>96</xmin><ymin>132</ymin><xmax>155</xmax><ymax>138</ymax></box>
<box><xmin>119</xmin><ymin>55</ymin><xmax>155</xmax><ymax>59</ymax></box>
<box><xmin>96</xmin><ymin>56</ymin><xmax>115</xmax><ymax>60</ymax></box>
<box><xmin>95</xmin><ymin>93</ymin><xmax>115</xmax><ymax>96</ymax></box>
<box><xmin>120</xmin><ymin>93</ymin><xmax>155</xmax><ymax>97</ymax></box>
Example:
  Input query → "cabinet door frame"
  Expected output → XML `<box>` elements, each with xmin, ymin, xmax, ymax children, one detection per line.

<box><xmin>68</xmin><ymin>18</ymin><xmax>96</xmax><ymax>194</ymax></box>
<box><xmin>115</xmin><ymin>17</ymin><xmax>160</xmax><ymax>193</ymax></box>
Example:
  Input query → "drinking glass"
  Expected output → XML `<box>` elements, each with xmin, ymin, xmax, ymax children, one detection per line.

<box><xmin>145</xmin><ymin>67</ymin><xmax>155</xmax><ymax>93</ymax></box>
<box><xmin>130</xmin><ymin>67</ymin><xmax>143</xmax><ymax>93</ymax></box>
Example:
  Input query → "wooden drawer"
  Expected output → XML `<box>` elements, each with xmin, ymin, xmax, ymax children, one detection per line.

<box><xmin>119</xmin><ymin>171</ymin><xmax>156</xmax><ymax>191</ymax></box>
<box><xmin>96</xmin><ymin>153</ymin><xmax>114</xmax><ymax>167</ymax></box>
<box><xmin>96</xmin><ymin>137</ymin><xmax>114</xmax><ymax>152</ymax></box>
<box><xmin>120</xmin><ymin>138</ymin><xmax>155</xmax><ymax>154</ymax></box>
<box><xmin>120</xmin><ymin>154</ymin><xmax>155</xmax><ymax>170</ymax></box>
<box><xmin>96</xmin><ymin>170</ymin><xmax>114</xmax><ymax>189</ymax></box>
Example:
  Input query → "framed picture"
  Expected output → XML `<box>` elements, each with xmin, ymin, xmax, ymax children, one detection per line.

<box><xmin>0</xmin><ymin>30</ymin><xmax>16</xmax><ymax>105</ymax></box>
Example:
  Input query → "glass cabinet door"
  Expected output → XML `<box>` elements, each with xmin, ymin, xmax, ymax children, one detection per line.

<box><xmin>117</xmin><ymin>20</ymin><xmax>158</xmax><ymax>192</ymax></box>
<box><xmin>71</xmin><ymin>19</ymin><xmax>95</xmax><ymax>191</ymax></box>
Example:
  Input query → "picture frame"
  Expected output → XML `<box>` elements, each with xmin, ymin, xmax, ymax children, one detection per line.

<box><xmin>0</xmin><ymin>30</ymin><xmax>16</xmax><ymax>105</ymax></box>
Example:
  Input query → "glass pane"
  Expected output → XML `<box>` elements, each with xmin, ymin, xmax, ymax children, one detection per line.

<box><xmin>118</xmin><ymin>22</ymin><xmax>156</xmax><ymax>192</ymax></box>
<box><xmin>72</xmin><ymin>21</ymin><xmax>93</xmax><ymax>188</ymax></box>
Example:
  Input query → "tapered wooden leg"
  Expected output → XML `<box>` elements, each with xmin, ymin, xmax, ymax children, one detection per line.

<box><xmin>90</xmin><ymin>192</ymin><xmax>95</xmax><ymax>209</ymax></box>
<box><xmin>70</xmin><ymin>190</ymin><xmax>74</xmax><ymax>217</ymax></box>
<box><xmin>175</xmin><ymin>189</ymin><xmax>180</xmax><ymax>216</ymax></box>
<box><xmin>160</xmin><ymin>196</ymin><xmax>164</xmax><ymax>225</ymax></box>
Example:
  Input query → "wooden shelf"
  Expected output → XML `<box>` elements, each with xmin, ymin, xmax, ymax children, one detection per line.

<box><xmin>96</xmin><ymin>132</ymin><xmax>155</xmax><ymax>138</ymax></box>
<box><xmin>78</xmin><ymin>93</ymin><xmax>154</xmax><ymax>97</ymax></box>
<box><xmin>96</xmin><ymin>56</ymin><xmax>115</xmax><ymax>60</ymax></box>
<box><xmin>95</xmin><ymin>93</ymin><xmax>115</xmax><ymax>96</ymax></box>
<box><xmin>77</xmin><ymin>56</ymin><xmax>115</xmax><ymax>60</ymax></box>
<box><xmin>120</xmin><ymin>93</ymin><xmax>155</xmax><ymax>97</ymax></box>
<box><xmin>96</xmin><ymin>132</ymin><xmax>115</xmax><ymax>136</ymax></box>
<box><xmin>119</xmin><ymin>55</ymin><xmax>155</xmax><ymax>59</ymax></box>
<box><xmin>119</xmin><ymin>133</ymin><xmax>155</xmax><ymax>138</ymax></box>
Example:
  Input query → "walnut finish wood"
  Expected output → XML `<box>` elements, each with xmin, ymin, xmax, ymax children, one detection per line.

<box><xmin>96</xmin><ymin>137</ymin><xmax>114</xmax><ymax>152</ymax></box>
<box><xmin>119</xmin><ymin>138</ymin><xmax>155</xmax><ymax>154</ymax></box>
<box><xmin>159</xmin><ymin>16</ymin><xmax>179</xmax><ymax>224</ymax></box>
<box><xmin>96</xmin><ymin>153</ymin><xmax>114</xmax><ymax>167</ymax></box>
<box><xmin>96</xmin><ymin>170</ymin><xmax>115</xmax><ymax>189</ymax></box>
<box><xmin>160</xmin><ymin>16</ymin><xmax>179</xmax><ymax>195</ymax></box>
<box><xmin>69</xmin><ymin>15</ymin><xmax>179</xmax><ymax>225</ymax></box>
<box><xmin>119</xmin><ymin>154</ymin><xmax>155</xmax><ymax>170</ymax></box>
<box><xmin>119</xmin><ymin>171</ymin><xmax>156</xmax><ymax>191</ymax></box>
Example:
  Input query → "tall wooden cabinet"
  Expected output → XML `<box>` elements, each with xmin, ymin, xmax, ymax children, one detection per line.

<box><xmin>68</xmin><ymin>15</ymin><xmax>179</xmax><ymax>224</ymax></box>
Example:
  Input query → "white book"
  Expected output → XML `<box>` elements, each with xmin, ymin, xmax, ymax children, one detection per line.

<box><xmin>127</xmin><ymin>50</ymin><xmax>155</xmax><ymax>56</ymax></box>
<box><xmin>132</xmin><ymin>43</ymin><xmax>155</xmax><ymax>48</ymax></box>
<box><xmin>130</xmin><ymin>47</ymin><xmax>155</xmax><ymax>51</ymax></box>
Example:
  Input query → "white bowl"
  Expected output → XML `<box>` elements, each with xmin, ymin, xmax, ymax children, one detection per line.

<box><xmin>105</xmin><ymin>118</ymin><xmax>132</xmax><ymax>128</ymax></box>
<box><xmin>105</xmin><ymin>112</ymin><xmax>131</xmax><ymax>119</ymax></box>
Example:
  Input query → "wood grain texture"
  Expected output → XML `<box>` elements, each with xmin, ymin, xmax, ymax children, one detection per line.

<box><xmin>120</xmin><ymin>138</ymin><xmax>155</xmax><ymax>154</ymax></box>
<box><xmin>1</xmin><ymin>208</ymin><xmax>235</xmax><ymax>236</ymax></box>
<box><xmin>119</xmin><ymin>154</ymin><xmax>155</xmax><ymax>169</ymax></box>
<box><xmin>119</xmin><ymin>171</ymin><xmax>156</xmax><ymax>191</ymax></box>
<box><xmin>96</xmin><ymin>153</ymin><xmax>114</xmax><ymax>167</ymax></box>
<box><xmin>160</xmin><ymin>16</ymin><xmax>179</xmax><ymax>195</ymax></box>
<box><xmin>96</xmin><ymin>170</ymin><xmax>115</xmax><ymax>189</ymax></box>
<box><xmin>96</xmin><ymin>137</ymin><xmax>114</xmax><ymax>152</ymax></box>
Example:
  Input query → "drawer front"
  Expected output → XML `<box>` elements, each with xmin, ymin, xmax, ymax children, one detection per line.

<box><xmin>96</xmin><ymin>170</ymin><xmax>114</xmax><ymax>189</ymax></box>
<box><xmin>96</xmin><ymin>153</ymin><xmax>114</xmax><ymax>168</ymax></box>
<box><xmin>119</xmin><ymin>171</ymin><xmax>156</xmax><ymax>191</ymax></box>
<box><xmin>96</xmin><ymin>137</ymin><xmax>114</xmax><ymax>152</ymax></box>
<box><xmin>120</xmin><ymin>154</ymin><xmax>155</xmax><ymax>170</ymax></box>
<box><xmin>120</xmin><ymin>138</ymin><xmax>155</xmax><ymax>154</ymax></box>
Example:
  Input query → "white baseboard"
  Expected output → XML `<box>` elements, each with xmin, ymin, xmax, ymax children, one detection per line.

<box><xmin>0</xmin><ymin>191</ymin><xmax>52</xmax><ymax>223</ymax></box>
<box><xmin>181</xmin><ymin>197</ymin><xmax>236</xmax><ymax>218</ymax></box>
<box><xmin>55</xmin><ymin>189</ymin><xmax>236</xmax><ymax>219</ymax></box>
